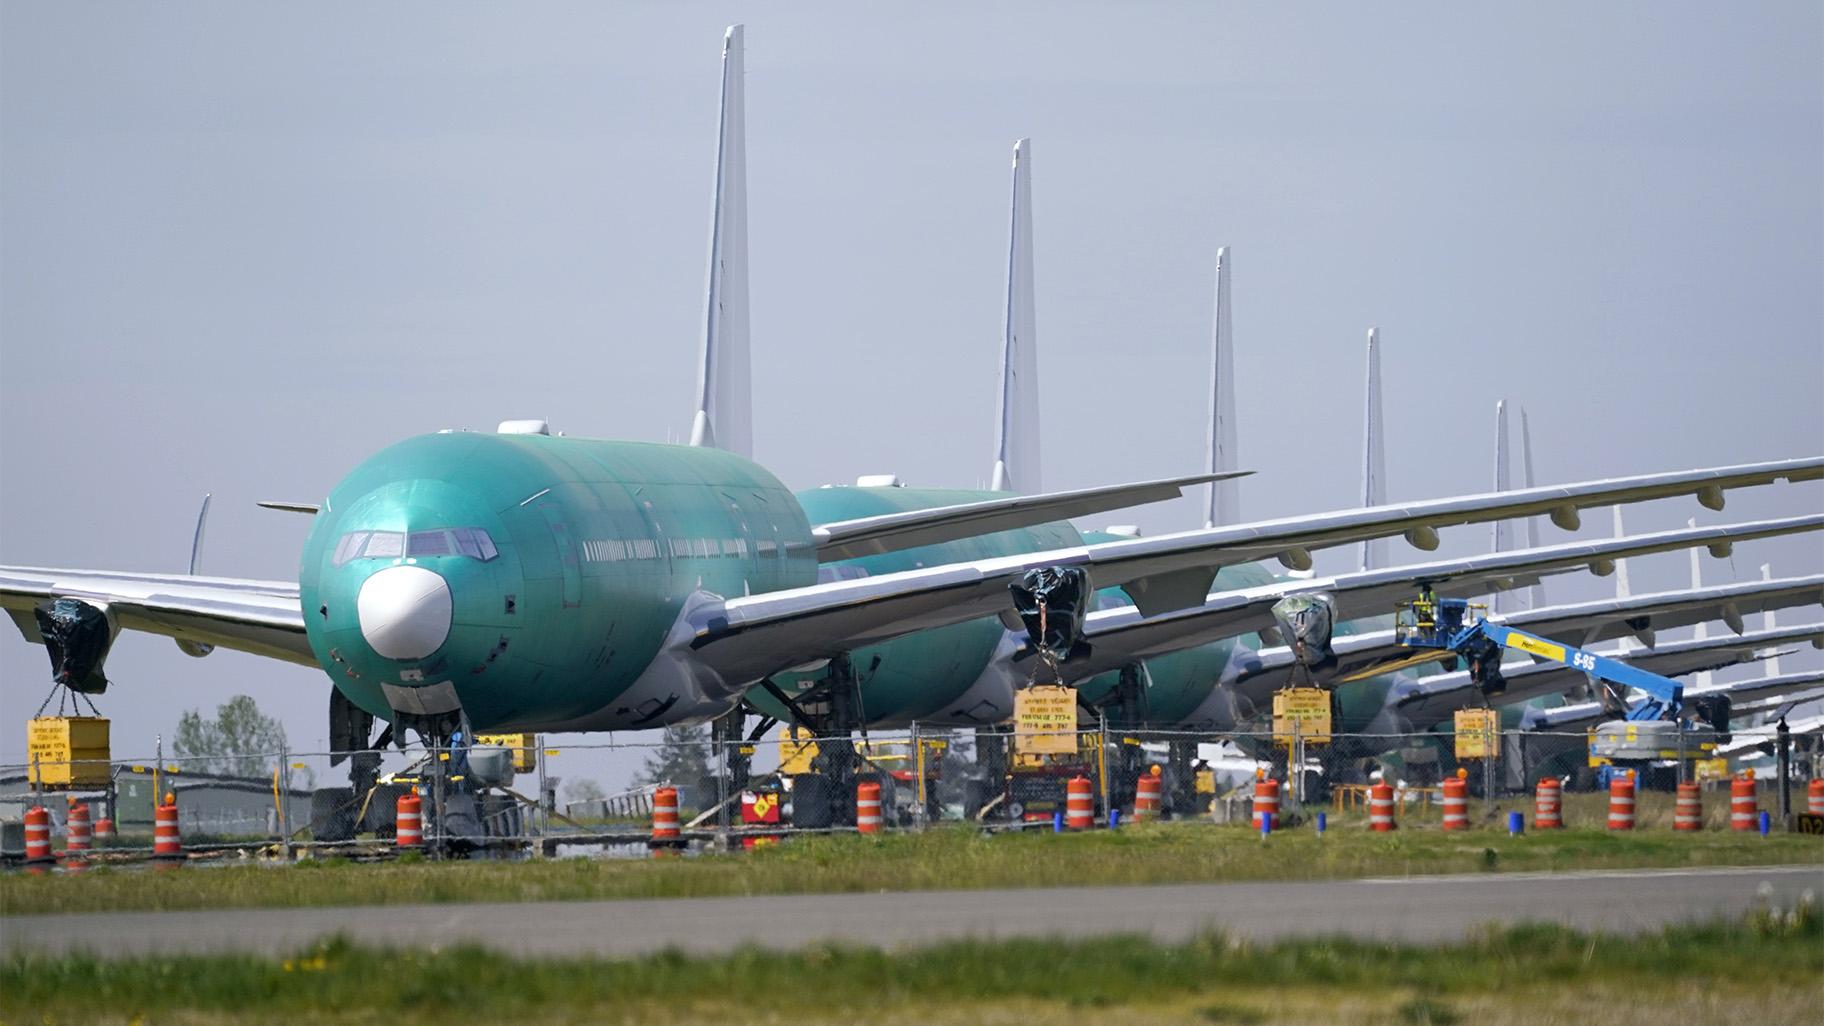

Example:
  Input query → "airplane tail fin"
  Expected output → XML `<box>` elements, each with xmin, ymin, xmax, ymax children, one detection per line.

<box><xmin>1489</xmin><ymin>401</ymin><xmax>1515</xmax><ymax>611</ymax></box>
<box><xmin>690</xmin><ymin>24</ymin><xmax>753</xmax><ymax>459</ymax></box>
<box><xmin>1358</xmin><ymin>328</ymin><xmax>1387</xmax><ymax>569</ymax></box>
<box><xmin>1204</xmin><ymin>247</ymin><xmax>1240</xmax><ymax>526</ymax></box>
<box><xmin>991</xmin><ymin>139</ymin><xmax>1040</xmax><ymax>493</ymax></box>
<box><xmin>1519</xmin><ymin>407</ymin><xmax>1544</xmax><ymax>608</ymax></box>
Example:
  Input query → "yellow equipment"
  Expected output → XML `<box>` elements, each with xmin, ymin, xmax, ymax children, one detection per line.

<box><xmin>27</xmin><ymin>716</ymin><xmax>111</xmax><ymax>787</ymax></box>
<box><xmin>474</xmin><ymin>733</ymin><xmax>537</xmax><ymax>772</ymax></box>
<box><xmin>1271</xmin><ymin>687</ymin><xmax>1333</xmax><ymax>745</ymax></box>
<box><xmin>1454</xmin><ymin>708</ymin><xmax>1499</xmax><ymax>760</ymax></box>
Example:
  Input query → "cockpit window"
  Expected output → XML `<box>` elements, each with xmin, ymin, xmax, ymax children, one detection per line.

<box><xmin>407</xmin><ymin>530</ymin><xmax>451</xmax><ymax>556</ymax></box>
<box><xmin>332</xmin><ymin>527</ymin><xmax>498</xmax><ymax>565</ymax></box>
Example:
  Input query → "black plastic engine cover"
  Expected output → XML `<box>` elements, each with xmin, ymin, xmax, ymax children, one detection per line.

<box><xmin>33</xmin><ymin>598</ymin><xmax>113</xmax><ymax>694</ymax></box>
<box><xmin>1009</xmin><ymin>567</ymin><xmax>1093</xmax><ymax>664</ymax></box>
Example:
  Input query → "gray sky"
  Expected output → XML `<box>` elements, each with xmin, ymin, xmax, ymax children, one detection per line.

<box><xmin>4</xmin><ymin>3</ymin><xmax>1820</xmax><ymax>790</ymax></box>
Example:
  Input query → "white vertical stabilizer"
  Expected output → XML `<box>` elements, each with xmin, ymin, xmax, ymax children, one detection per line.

<box><xmin>1688</xmin><ymin>517</ymin><xmax>1713</xmax><ymax>689</ymax></box>
<box><xmin>1204</xmin><ymin>247</ymin><xmax>1239</xmax><ymax>527</ymax></box>
<box><xmin>1490</xmin><ymin>401</ymin><xmax>1514</xmax><ymax>612</ymax></box>
<box><xmin>1519</xmin><ymin>407</ymin><xmax>1544</xmax><ymax>609</ymax></box>
<box><xmin>1760</xmin><ymin>563</ymin><xmax>1783</xmax><ymax>677</ymax></box>
<box><xmin>1358</xmin><ymin>328</ymin><xmax>1387</xmax><ymax>570</ymax></box>
<box><xmin>991</xmin><ymin>139</ymin><xmax>1040</xmax><ymax>493</ymax></box>
<box><xmin>690</xmin><ymin>25</ymin><xmax>753</xmax><ymax>459</ymax></box>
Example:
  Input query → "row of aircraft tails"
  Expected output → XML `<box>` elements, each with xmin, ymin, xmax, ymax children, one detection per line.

<box><xmin>3</xmin><ymin>25</ymin><xmax>1822</xmax><ymax>791</ymax></box>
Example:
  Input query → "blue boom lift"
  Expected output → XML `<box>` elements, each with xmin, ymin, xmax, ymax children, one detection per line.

<box><xmin>1395</xmin><ymin>589</ymin><xmax>1731</xmax><ymax>763</ymax></box>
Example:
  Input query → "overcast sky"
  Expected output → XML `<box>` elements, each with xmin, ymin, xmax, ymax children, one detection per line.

<box><xmin>3</xmin><ymin>3</ymin><xmax>1820</xmax><ymax>790</ymax></box>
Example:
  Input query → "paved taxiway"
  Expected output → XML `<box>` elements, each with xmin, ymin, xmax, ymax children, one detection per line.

<box><xmin>4</xmin><ymin>864</ymin><xmax>1819</xmax><ymax>957</ymax></box>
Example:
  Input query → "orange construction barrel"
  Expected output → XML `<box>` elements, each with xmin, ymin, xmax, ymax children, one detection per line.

<box><xmin>154</xmin><ymin>793</ymin><xmax>183</xmax><ymax>859</ymax></box>
<box><xmin>1251</xmin><ymin>777</ymin><xmax>1280</xmax><ymax>831</ymax></box>
<box><xmin>395</xmin><ymin>792</ymin><xmax>423</xmax><ymax>849</ymax></box>
<box><xmin>1134</xmin><ymin>767</ymin><xmax>1163</xmax><ymax>822</ymax></box>
<box><xmin>856</xmin><ymin>780</ymin><xmax>883</xmax><ymax>835</ymax></box>
<box><xmin>1534</xmin><ymin>777</ymin><xmax>1563</xmax><ymax>830</ymax></box>
<box><xmin>1065</xmin><ymin>775</ymin><xmax>1094</xmax><ymax>830</ymax></box>
<box><xmin>23</xmin><ymin>805</ymin><xmax>52</xmax><ymax>863</ymax></box>
<box><xmin>1369</xmin><ymin>782</ymin><xmax>1397</xmax><ymax>832</ymax></box>
<box><xmin>1606</xmin><ymin>774</ymin><xmax>1635</xmax><ymax>831</ymax></box>
<box><xmin>649</xmin><ymin>785</ymin><xmax>680</xmax><ymax>855</ymax></box>
<box><xmin>1674</xmin><ymin>782</ymin><xmax>1702</xmax><ymax>832</ymax></box>
<box><xmin>1730</xmin><ymin>774</ymin><xmax>1758</xmax><ymax>832</ymax></box>
<box><xmin>1442</xmin><ymin>773</ymin><xmax>1469</xmax><ymax>831</ymax></box>
<box><xmin>93</xmin><ymin>816</ymin><xmax>115</xmax><ymax>843</ymax></box>
<box><xmin>1808</xmin><ymin>778</ymin><xmax>1824</xmax><ymax>816</ymax></box>
<box><xmin>64</xmin><ymin>800</ymin><xmax>92</xmax><ymax>854</ymax></box>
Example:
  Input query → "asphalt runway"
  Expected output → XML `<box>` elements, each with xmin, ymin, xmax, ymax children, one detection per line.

<box><xmin>3</xmin><ymin>864</ymin><xmax>1819</xmax><ymax>958</ymax></box>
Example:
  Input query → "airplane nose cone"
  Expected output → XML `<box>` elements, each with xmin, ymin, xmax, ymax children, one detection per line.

<box><xmin>356</xmin><ymin>565</ymin><xmax>452</xmax><ymax>660</ymax></box>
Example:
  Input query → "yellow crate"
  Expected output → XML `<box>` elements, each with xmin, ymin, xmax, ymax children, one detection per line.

<box><xmin>1455</xmin><ymin>709</ymin><xmax>1499</xmax><ymax>760</ymax></box>
<box><xmin>27</xmin><ymin>716</ymin><xmax>111</xmax><ymax>787</ymax></box>
<box><xmin>474</xmin><ymin>733</ymin><xmax>537</xmax><ymax>772</ymax></box>
<box><xmin>1272</xmin><ymin>687</ymin><xmax>1333</xmax><ymax>745</ymax></box>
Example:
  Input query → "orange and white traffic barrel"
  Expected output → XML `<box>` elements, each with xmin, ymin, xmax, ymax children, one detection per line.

<box><xmin>1674</xmin><ymin>782</ymin><xmax>1702</xmax><ymax>832</ymax></box>
<box><xmin>1442</xmin><ymin>771</ymin><xmax>1470</xmax><ymax>832</ymax></box>
<box><xmin>1065</xmin><ymin>775</ymin><xmax>1094</xmax><ymax>830</ymax></box>
<box><xmin>154</xmin><ymin>793</ymin><xmax>183</xmax><ymax>859</ymax></box>
<box><xmin>1534</xmin><ymin>777</ymin><xmax>1563</xmax><ymax>830</ymax></box>
<box><xmin>93</xmin><ymin>815</ymin><xmax>115</xmax><ymax>843</ymax></box>
<box><xmin>1134</xmin><ymin>767</ymin><xmax>1163</xmax><ymax>822</ymax></box>
<box><xmin>1606</xmin><ymin>773</ymin><xmax>1635</xmax><ymax>831</ymax></box>
<box><xmin>64</xmin><ymin>800</ymin><xmax>92</xmax><ymax>854</ymax></box>
<box><xmin>23</xmin><ymin>805</ymin><xmax>53</xmax><ymax>863</ymax></box>
<box><xmin>1251</xmin><ymin>776</ymin><xmax>1280</xmax><ymax>831</ymax></box>
<box><xmin>395</xmin><ymin>792</ymin><xmax>423</xmax><ymax>850</ymax></box>
<box><xmin>856</xmin><ymin>780</ymin><xmax>883</xmax><ymax>835</ymax></box>
<box><xmin>1368</xmin><ymin>782</ymin><xmax>1397</xmax><ymax>832</ymax></box>
<box><xmin>650</xmin><ymin>785</ymin><xmax>681</xmax><ymax>854</ymax></box>
<box><xmin>1730</xmin><ymin>772</ymin><xmax>1758</xmax><ymax>832</ymax></box>
<box><xmin>1808</xmin><ymin>778</ymin><xmax>1824</xmax><ymax>816</ymax></box>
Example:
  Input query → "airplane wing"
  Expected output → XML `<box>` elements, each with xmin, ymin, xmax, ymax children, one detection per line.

<box><xmin>1235</xmin><ymin>572</ymin><xmax>1824</xmax><ymax>698</ymax></box>
<box><xmin>808</xmin><ymin>472</ymin><xmax>1248</xmax><ymax>561</ymax></box>
<box><xmin>1521</xmin><ymin>670</ymin><xmax>1824</xmax><ymax>732</ymax></box>
<box><xmin>687</xmin><ymin>457</ymin><xmax>1823</xmax><ymax>687</ymax></box>
<box><xmin>1056</xmin><ymin>524</ymin><xmax>1824</xmax><ymax>685</ymax></box>
<box><xmin>1715</xmin><ymin>712</ymin><xmax>1824</xmax><ymax>756</ymax></box>
<box><xmin>1387</xmin><ymin>622</ymin><xmax>1824</xmax><ymax>731</ymax></box>
<box><xmin>0</xmin><ymin>567</ymin><xmax>312</xmax><ymax>668</ymax></box>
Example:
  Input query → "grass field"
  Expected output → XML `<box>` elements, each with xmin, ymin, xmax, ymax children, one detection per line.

<box><xmin>5</xmin><ymin>820</ymin><xmax>1820</xmax><ymax>916</ymax></box>
<box><xmin>3</xmin><ymin>899</ymin><xmax>1818</xmax><ymax>1025</ymax></box>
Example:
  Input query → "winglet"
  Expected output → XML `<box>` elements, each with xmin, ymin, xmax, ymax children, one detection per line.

<box><xmin>189</xmin><ymin>494</ymin><xmax>211</xmax><ymax>576</ymax></box>
<box><xmin>1204</xmin><ymin>246</ymin><xmax>1239</xmax><ymax>526</ymax></box>
<box><xmin>690</xmin><ymin>24</ymin><xmax>753</xmax><ymax>459</ymax></box>
<box><xmin>1358</xmin><ymin>327</ymin><xmax>1387</xmax><ymax>570</ymax></box>
<box><xmin>991</xmin><ymin>138</ymin><xmax>1040</xmax><ymax>493</ymax></box>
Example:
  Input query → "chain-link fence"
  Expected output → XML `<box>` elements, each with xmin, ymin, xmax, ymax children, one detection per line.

<box><xmin>3</xmin><ymin>724</ymin><xmax>1818</xmax><ymax>861</ymax></box>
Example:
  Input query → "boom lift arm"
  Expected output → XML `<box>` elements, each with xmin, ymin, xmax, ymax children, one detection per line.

<box><xmin>1394</xmin><ymin>589</ymin><xmax>1732</xmax><ymax>746</ymax></box>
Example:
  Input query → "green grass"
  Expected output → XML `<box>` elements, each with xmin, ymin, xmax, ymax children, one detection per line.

<box><xmin>5</xmin><ymin>822</ymin><xmax>1820</xmax><ymax>916</ymax></box>
<box><xmin>4</xmin><ymin>903</ymin><xmax>1818</xmax><ymax>1025</ymax></box>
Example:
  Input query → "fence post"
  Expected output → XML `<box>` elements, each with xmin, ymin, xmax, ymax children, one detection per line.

<box><xmin>1097</xmin><ymin>709</ymin><xmax>1111</xmax><ymax>825</ymax></box>
<box><xmin>534</xmin><ymin>739</ymin><xmax>548</xmax><ymax>858</ymax></box>
<box><xmin>910</xmin><ymin>721</ymin><xmax>926</xmax><ymax>831</ymax></box>
<box><xmin>715</xmin><ymin>729</ymin><xmax>730</xmax><ymax>851</ymax></box>
<box><xmin>277</xmin><ymin>738</ymin><xmax>292</xmax><ymax>861</ymax></box>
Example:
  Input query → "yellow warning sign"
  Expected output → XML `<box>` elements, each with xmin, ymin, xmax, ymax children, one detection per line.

<box><xmin>1014</xmin><ymin>685</ymin><xmax>1079</xmax><ymax>756</ymax></box>
<box><xmin>1454</xmin><ymin>708</ymin><xmax>1499</xmax><ymax>760</ymax></box>
<box><xmin>1272</xmin><ymin>688</ymin><xmax>1333</xmax><ymax>745</ymax></box>
<box><xmin>778</xmin><ymin>726</ymin><xmax>819</xmax><ymax>776</ymax></box>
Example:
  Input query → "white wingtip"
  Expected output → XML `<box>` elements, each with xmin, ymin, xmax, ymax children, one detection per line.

<box><xmin>1204</xmin><ymin>246</ymin><xmax>1239</xmax><ymax>527</ymax></box>
<box><xmin>693</xmin><ymin>23</ymin><xmax>753</xmax><ymax>459</ymax></box>
<box><xmin>1358</xmin><ymin>327</ymin><xmax>1387</xmax><ymax>570</ymax></box>
<box><xmin>993</xmin><ymin>137</ymin><xmax>1040</xmax><ymax>493</ymax></box>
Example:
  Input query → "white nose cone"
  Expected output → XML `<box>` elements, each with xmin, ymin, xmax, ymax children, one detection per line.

<box><xmin>357</xmin><ymin>565</ymin><xmax>452</xmax><ymax>660</ymax></box>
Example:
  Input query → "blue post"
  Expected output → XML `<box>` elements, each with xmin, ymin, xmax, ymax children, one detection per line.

<box><xmin>1053</xmin><ymin>810</ymin><xmax>1064</xmax><ymax>834</ymax></box>
<box><xmin>1508</xmin><ymin>811</ymin><xmax>1524</xmax><ymax>836</ymax></box>
<box><xmin>1260</xmin><ymin>814</ymin><xmax>1272</xmax><ymax>839</ymax></box>
<box><xmin>1315</xmin><ymin>812</ymin><xmax>1327</xmax><ymax>836</ymax></box>
<box><xmin>1108</xmin><ymin>809</ymin><xmax>1120</xmax><ymax>830</ymax></box>
<box><xmin>1759</xmin><ymin>811</ymin><xmax>1771</xmax><ymax>836</ymax></box>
